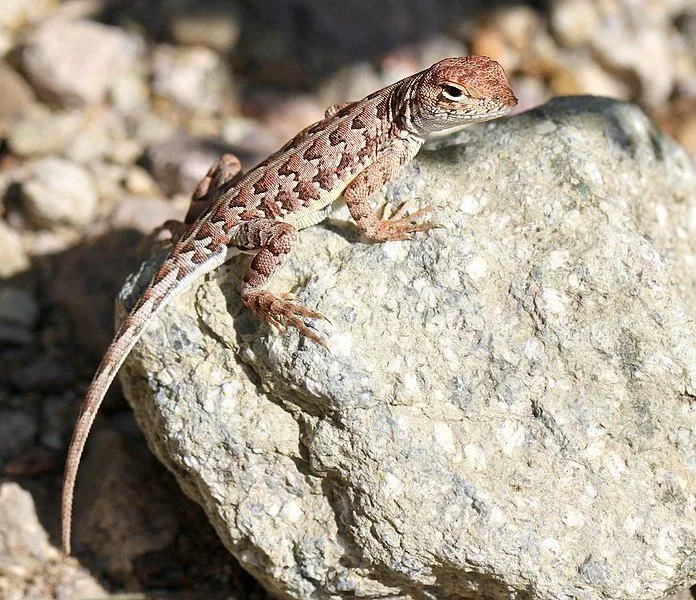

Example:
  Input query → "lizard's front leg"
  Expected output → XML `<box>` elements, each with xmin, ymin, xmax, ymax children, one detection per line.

<box><xmin>344</xmin><ymin>149</ymin><xmax>437</xmax><ymax>241</ymax></box>
<box><xmin>231</xmin><ymin>218</ymin><xmax>326</xmax><ymax>345</ymax></box>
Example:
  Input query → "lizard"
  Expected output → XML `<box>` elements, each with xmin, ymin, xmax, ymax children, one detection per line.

<box><xmin>61</xmin><ymin>55</ymin><xmax>517</xmax><ymax>554</ymax></box>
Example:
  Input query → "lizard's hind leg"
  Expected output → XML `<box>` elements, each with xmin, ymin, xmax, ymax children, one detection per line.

<box><xmin>232</xmin><ymin>219</ymin><xmax>327</xmax><ymax>345</ymax></box>
<box><xmin>140</xmin><ymin>154</ymin><xmax>244</xmax><ymax>253</ymax></box>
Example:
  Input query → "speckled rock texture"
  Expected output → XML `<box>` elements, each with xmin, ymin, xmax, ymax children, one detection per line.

<box><xmin>118</xmin><ymin>97</ymin><xmax>696</xmax><ymax>600</ymax></box>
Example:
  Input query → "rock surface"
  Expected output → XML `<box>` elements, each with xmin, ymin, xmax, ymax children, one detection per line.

<box><xmin>119</xmin><ymin>98</ymin><xmax>694</xmax><ymax>599</ymax></box>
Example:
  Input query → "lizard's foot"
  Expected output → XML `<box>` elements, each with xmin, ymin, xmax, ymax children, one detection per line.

<box><xmin>242</xmin><ymin>290</ymin><xmax>328</xmax><ymax>346</ymax></box>
<box><xmin>373</xmin><ymin>202</ymin><xmax>441</xmax><ymax>242</ymax></box>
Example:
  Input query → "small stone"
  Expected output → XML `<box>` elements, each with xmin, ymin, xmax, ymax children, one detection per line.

<box><xmin>146</xmin><ymin>132</ymin><xmax>235</xmax><ymax>196</ymax></box>
<box><xmin>0</xmin><ymin>61</ymin><xmax>35</xmax><ymax>120</ymax></box>
<box><xmin>9</xmin><ymin>356</ymin><xmax>73</xmax><ymax>392</ymax></box>
<box><xmin>0</xmin><ymin>482</ymin><xmax>54</xmax><ymax>559</ymax></box>
<box><xmin>318</xmin><ymin>61</ymin><xmax>381</xmax><ymax>109</ymax></box>
<box><xmin>151</xmin><ymin>44</ymin><xmax>229</xmax><ymax>113</ymax></box>
<box><xmin>110</xmin><ymin>69</ymin><xmax>150</xmax><ymax>116</ymax></box>
<box><xmin>7</xmin><ymin>106</ymin><xmax>82</xmax><ymax>157</ymax></box>
<box><xmin>22</xmin><ymin>157</ymin><xmax>98</xmax><ymax>228</ymax></box>
<box><xmin>550</xmin><ymin>0</ymin><xmax>600</xmax><ymax>46</ymax></box>
<box><xmin>551</xmin><ymin>60</ymin><xmax>631</xmax><ymax>100</ymax></box>
<box><xmin>40</xmin><ymin>394</ymin><xmax>74</xmax><ymax>450</ymax></box>
<box><xmin>124</xmin><ymin>166</ymin><xmax>160</xmax><ymax>196</ymax></box>
<box><xmin>0</xmin><ymin>323</ymin><xmax>33</xmax><ymax>345</ymax></box>
<box><xmin>63</xmin><ymin>109</ymin><xmax>142</xmax><ymax>166</ymax></box>
<box><xmin>0</xmin><ymin>410</ymin><xmax>37</xmax><ymax>460</ymax></box>
<box><xmin>167</xmin><ymin>2</ymin><xmax>240</xmax><ymax>52</ymax></box>
<box><xmin>0</xmin><ymin>482</ymin><xmax>107</xmax><ymax>599</ymax></box>
<box><xmin>22</xmin><ymin>19</ymin><xmax>141</xmax><ymax>107</ymax></box>
<box><xmin>244</xmin><ymin>93</ymin><xmax>323</xmax><ymax>146</ymax></box>
<box><xmin>0</xmin><ymin>0</ymin><xmax>58</xmax><ymax>30</ymax></box>
<box><xmin>133</xmin><ymin>111</ymin><xmax>178</xmax><ymax>147</ymax></box>
<box><xmin>0</xmin><ymin>221</ymin><xmax>29</xmax><ymax>278</ymax></box>
<box><xmin>109</xmin><ymin>138</ymin><xmax>143</xmax><ymax>166</ymax></box>
<box><xmin>108</xmin><ymin>194</ymin><xmax>188</xmax><ymax>234</ymax></box>
<box><xmin>0</xmin><ymin>286</ymin><xmax>38</xmax><ymax>328</ymax></box>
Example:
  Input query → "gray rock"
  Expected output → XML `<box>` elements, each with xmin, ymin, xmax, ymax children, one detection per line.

<box><xmin>119</xmin><ymin>97</ymin><xmax>696</xmax><ymax>600</ymax></box>
<box><xmin>22</xmin><ymin>157</ymin><xmax>98</xmax><ymax>228</ymax></box>
<box><xmin>22</xmin><ymin>19</ymin><xmax>141</xmax><ymax>107</ymax></box>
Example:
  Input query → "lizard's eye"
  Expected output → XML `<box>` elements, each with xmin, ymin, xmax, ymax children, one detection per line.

<box><xmin>441</xmin><ymin>84</ymin><xmax>465</xmax><ymax>101</ymax></box>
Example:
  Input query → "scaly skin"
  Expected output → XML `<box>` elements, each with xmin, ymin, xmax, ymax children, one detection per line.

<box><xmin>61</xmin><ymin>56</ymin><xmax>517</xmax><ymax>554</ymax></box>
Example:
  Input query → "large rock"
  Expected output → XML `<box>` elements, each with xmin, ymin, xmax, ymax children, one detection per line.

<box><xmin>119</xmin><ymin>97</ymin><xmax>696</xmax><ymax>599</ymax></box>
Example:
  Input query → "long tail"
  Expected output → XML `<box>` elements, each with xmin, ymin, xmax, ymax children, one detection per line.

<box><xmin>61</xmin><ymin>249</ymin><xmax>227</xmax><ymax>554</ymax></box>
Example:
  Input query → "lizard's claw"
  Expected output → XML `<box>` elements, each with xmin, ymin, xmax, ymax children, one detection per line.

<box><xmin>374</xmin><ymin>202</ymin><xmax>441</xmax><ymax>241</ymax></box>
<box><xmin>243</xmin><ymin>291</ymin><xmax>328</xmax><ymax>347</ymax></box>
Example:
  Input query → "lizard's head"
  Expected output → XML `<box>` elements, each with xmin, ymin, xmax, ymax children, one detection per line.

<box><xmin>408</xmin><ymin>56</ymin><xmax>517</xmax><ymax>134</ymax></box>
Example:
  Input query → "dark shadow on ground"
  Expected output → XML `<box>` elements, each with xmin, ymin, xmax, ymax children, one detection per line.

<box><xmin>0</xmin><ymin>227</ymin><xmax>268</xmax><ymax>598</ymax></box>
<box><xmin>96</xmin><ymin>0</ymin><xmax>551</xmax><ymax>88</ymax></box>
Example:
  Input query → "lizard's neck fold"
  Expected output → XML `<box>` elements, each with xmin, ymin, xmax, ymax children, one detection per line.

<box><xmin>389</xmin><ymin>72</ymin><xmax>427</xmax><ymax>137</ymax></box>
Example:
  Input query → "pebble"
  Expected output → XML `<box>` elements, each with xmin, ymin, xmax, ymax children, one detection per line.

<box><xmin>167</xmin><ymin>2</ymin><xmax>241</xmax><ymax>52</ymax></box>
<box><xmin>9</xmin><ymin>356</ymin><xmax>74</xmax><ymax>392</ymax></box>
<box><xmin>0</xmin><ymin>61</ymin><xmax>35</xmax><ymax>120</ymax></box>
<box><xmin>22</xmin><ymin>157</ymin><xmax>98</xmax><ymax>228</ymax></box>
<box><xmin>0</xmin><ymin>221</ymin><xmax>29</xmax><ymax>278</ymax></box>
<box><xmin>124</xmin><ymin>166</ymin><xmax>161</xmax><ymax>196</ymax></box>
<box><xmin>40</xmin><ymin>394</ymin><xmax>73</xmax><ymax>450</ymax></box>
<box><xmin>0</xmin><ymin>482</ymin><xmax>107</xmax><ymax>599</ymax></box>
<box><xmin>22</xmin><ymin>19</ymin><xmax>141</xmax><ymax>107</ymax></box>
<box><xmin>0</xmin><ymin>409</ymin><xmax>37</xmax><ymax>460</ymax></box>
<box><xmin>0</xmin><ymin>0</ymin><xmax>58</xmax><ymax>31</ymax></box>
<box><xmin>0</xmin><ymin>286</ymin><xmax>39</xmax><ymax>328</ymax></box>
<box><xmin>8</xmin><ymin>106</ymin><xmax>82</xmax><ymax>157</ymax></box>
<box><xmin>152</xmin><ymin>44</ymin><xmax>229</xmax><ymax>113</ymax></box>
<box><xmin>146</xmin><ymin>132</ymin><xmax>235</xmax><ymax>196</ymax></box>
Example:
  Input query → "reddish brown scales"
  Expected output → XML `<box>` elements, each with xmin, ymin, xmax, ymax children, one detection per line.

<box><xmin>253</xmin><ymin>169</ymin><xmax>278</xmax><ymax>194</ymax></box>
<box><xmin>303</xmin><ymin>138</ymin><xmax>327</xmax><ymax>161</ymax></box>
<box><xmin>313</xmin><ymin>169</ymin><xmax>336</xmax><ymax>191</ymax></box>
<box><xmin>294</xmin><ymin>180</ymin><xmax>320</xmax><ymax>203</ymax></box>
